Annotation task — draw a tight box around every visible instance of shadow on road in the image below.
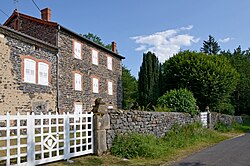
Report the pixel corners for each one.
[173,162,206,166]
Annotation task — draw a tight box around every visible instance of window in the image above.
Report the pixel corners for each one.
[74,103,82,122]
[73,41,81,59]
[92,50,98,65]
[74,73,82,91]
[38,62,49,85]
[92,77,99,93]
[22,56,50,86]
[24,58,36,84]
[107,56,113,70]
[108,81,113,95]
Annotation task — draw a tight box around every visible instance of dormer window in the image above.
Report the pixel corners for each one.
[73,41,81,59]
[92,49,98,65]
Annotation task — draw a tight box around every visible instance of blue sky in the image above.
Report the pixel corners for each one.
[1,0,250,77]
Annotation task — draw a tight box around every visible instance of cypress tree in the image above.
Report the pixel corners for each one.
[138,52,160,107]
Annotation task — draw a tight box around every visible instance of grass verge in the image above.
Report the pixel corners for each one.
[47,122,243,166]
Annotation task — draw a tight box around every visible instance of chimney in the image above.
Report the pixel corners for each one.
[111,41,117,53]
[41,8,51,21]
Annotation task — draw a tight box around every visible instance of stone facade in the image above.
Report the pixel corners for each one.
[4,11,57,45]
[57,30,122,112]
[0,26,58,115]
[3,9,124,113]
[106,109,200,149]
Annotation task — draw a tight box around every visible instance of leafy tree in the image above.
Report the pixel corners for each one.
[122,66,138,109]
[82,33,115,51]
[162,51,239,113]
[201,35,221,55]
[138,52,160,107]
[221,46,250,115]
[157,88,198,115]
[82,33,106,46]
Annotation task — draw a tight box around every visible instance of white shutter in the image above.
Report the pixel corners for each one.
[74,73,82,91]
[74,41,81,59]
[92,50,98,65]
[38,62,49,85]
[108,81,113,95]
[24,59,36,84]
[92,78,99,93]
[74,103,82,122]
[107,56,112,70]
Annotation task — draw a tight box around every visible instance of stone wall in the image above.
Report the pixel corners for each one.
[106,109,200,149]
[57,30,122,113]
[0,27,58,115]
[210,112,243,128]
[5,15,57,45]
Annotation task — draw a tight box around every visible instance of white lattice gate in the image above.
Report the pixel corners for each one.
[0,112,94,166]
[200,112,208,128]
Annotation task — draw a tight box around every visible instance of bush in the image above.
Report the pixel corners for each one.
[111,133,164,159]
[157,88,198,115]
[162,51,239,112]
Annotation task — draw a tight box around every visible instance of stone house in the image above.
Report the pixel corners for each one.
[0,25,58,115]
[1,8,124,114]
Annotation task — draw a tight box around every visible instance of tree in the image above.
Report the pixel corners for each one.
[138,52,160,107]
[82,33,115,51]
[122,66,138,109]
[221,46,250,115]
[201,35,221,55]
[162,51,239,114]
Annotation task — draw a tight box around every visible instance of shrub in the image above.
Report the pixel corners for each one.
[111,133,165,159]
[162,51,239,112]
[157,88,198,115]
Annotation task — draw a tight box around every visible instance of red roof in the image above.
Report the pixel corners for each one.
[4,10,58,27]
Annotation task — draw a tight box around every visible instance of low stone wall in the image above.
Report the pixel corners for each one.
[106,109,199,149]
[210,112,243,128]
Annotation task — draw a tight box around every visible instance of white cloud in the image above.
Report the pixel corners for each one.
[219,37,232,43]
[131,25,199,62]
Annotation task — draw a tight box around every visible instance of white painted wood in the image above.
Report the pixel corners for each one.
[200,112,208,128]
[0,111,94,166]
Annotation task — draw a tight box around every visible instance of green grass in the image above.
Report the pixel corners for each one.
[47,122,234,166]
[111,123,228,160]
[215,116,250,133]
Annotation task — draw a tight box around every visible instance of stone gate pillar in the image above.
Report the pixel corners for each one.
[92,98,110,156]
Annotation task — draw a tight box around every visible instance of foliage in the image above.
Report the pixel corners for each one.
[111,133,164,159]
[214,122,233,132]
[157,89,198,115]
[201,35,221,55]
[111,123,227,159]
[162,51,239,113]
[138,52,161,107]
[220,46,250,116]
[82,33,116,52]
[122,66,138,109]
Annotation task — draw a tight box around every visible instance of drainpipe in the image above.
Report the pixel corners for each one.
[56,53,60,113]
[56,25,60,113]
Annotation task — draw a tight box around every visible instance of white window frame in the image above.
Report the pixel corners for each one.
[73,41,81,59]
[92,49,98,65]
[74,103,82,122]
[38,62,49,86]
[92,77,99,93]
[107,56,113,70]
[24,58,36,84]
[74,73,82,91]
[108,81,113,95]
